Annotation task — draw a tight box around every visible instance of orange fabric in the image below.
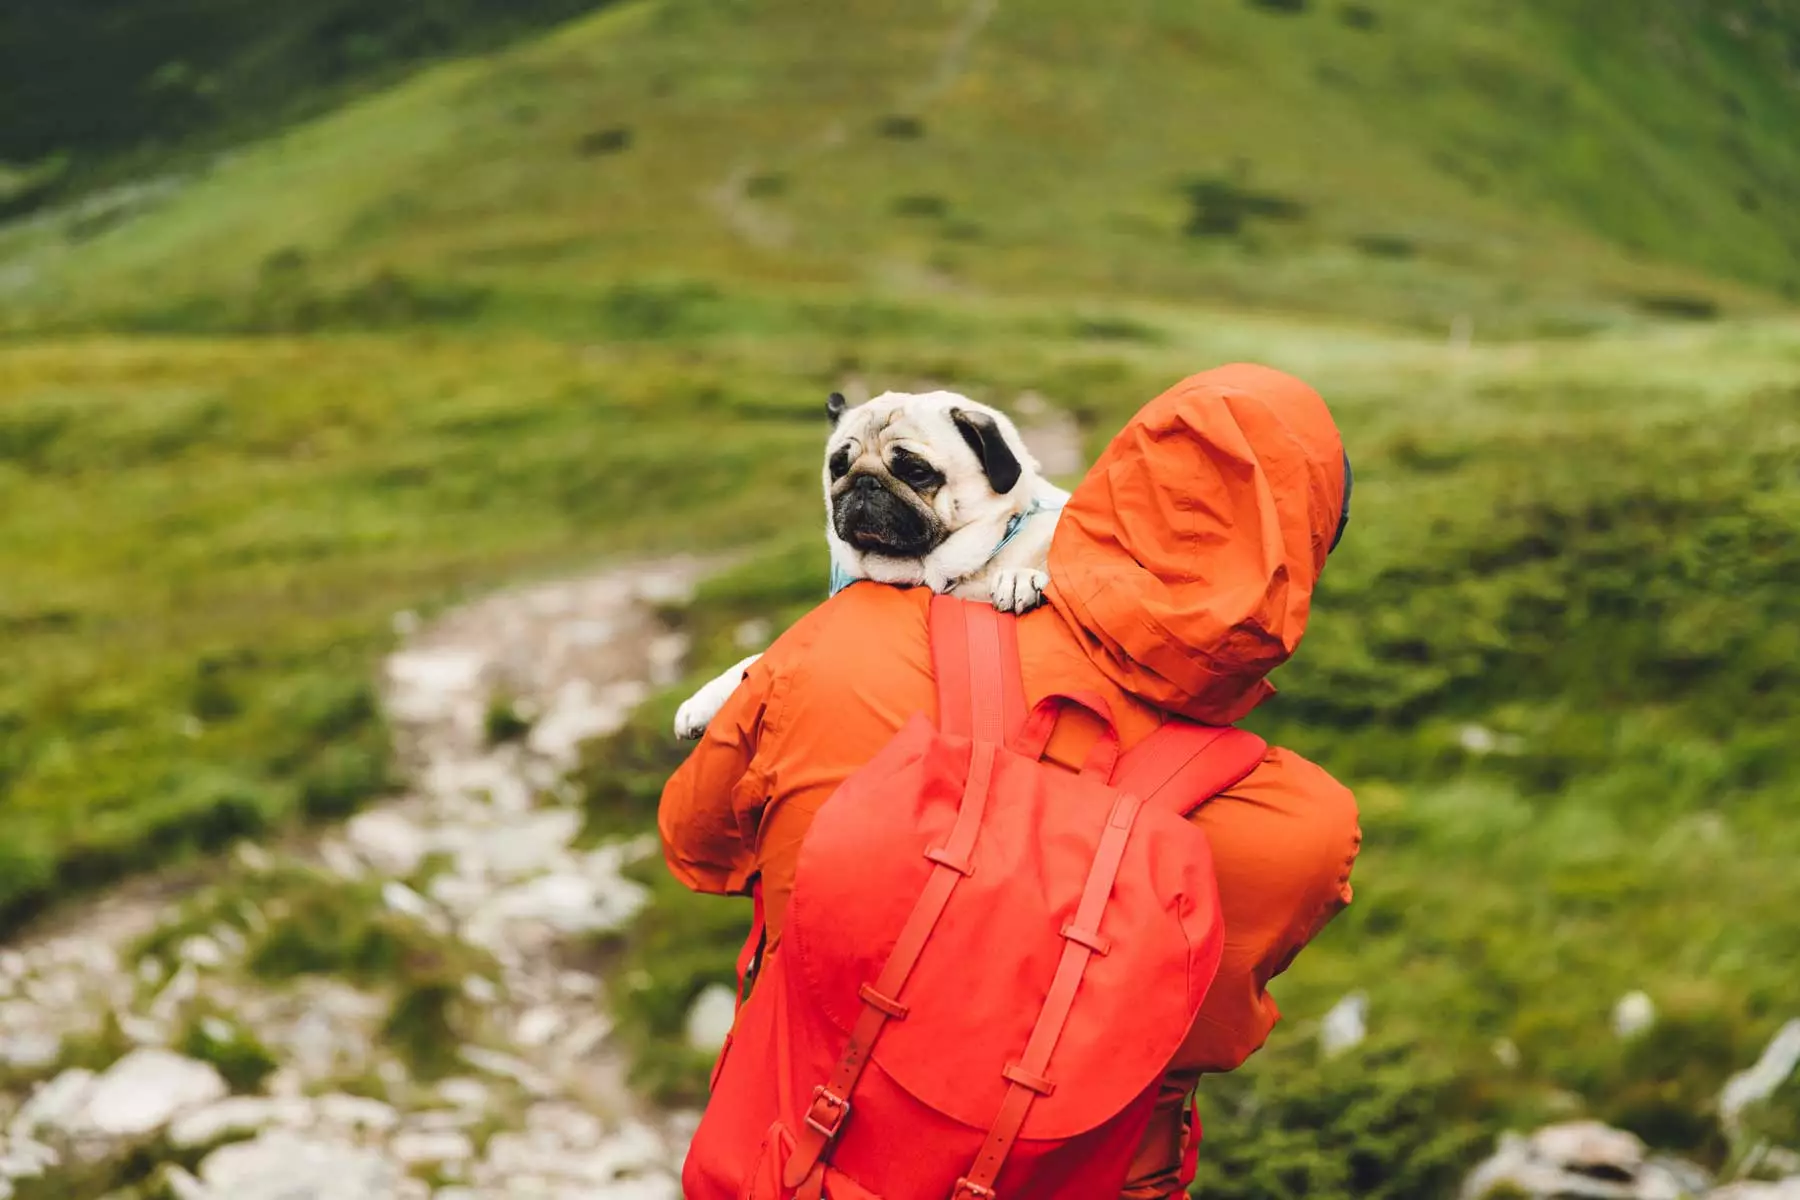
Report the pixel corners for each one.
[660,365,1360,1197]
[1049,362,1349,725]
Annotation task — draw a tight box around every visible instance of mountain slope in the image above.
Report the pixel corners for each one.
[5,0,1798,335]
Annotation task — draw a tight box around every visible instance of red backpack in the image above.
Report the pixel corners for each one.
[684,596,1267,1200]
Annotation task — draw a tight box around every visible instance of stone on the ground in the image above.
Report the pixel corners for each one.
[347,810,430,876]
[434,1078,490,1110]
[178,936,225,969]
[199,1129,402,1200]
[76,1048,228,1139]
[1721,1018,1800,1131]
[684,984,737,1053]
[0,1030,60,1073]
[167,1096,314,1149]
[1462,1121,1710,1200]
[1319,991,1368,1057]
[10,1069,98,1140]
[391,1129,474,1166]
[313,1093,399,1134]
[1613,991,1657,1039]
[0,1137,57,1181]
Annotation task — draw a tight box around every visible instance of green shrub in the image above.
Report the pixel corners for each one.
[179,1011,279,1093]
[1188,1036,1493,1200]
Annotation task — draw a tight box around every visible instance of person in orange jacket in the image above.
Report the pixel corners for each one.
[661,363,1361,1198]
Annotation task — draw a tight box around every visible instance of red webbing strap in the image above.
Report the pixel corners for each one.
[734,882,766,1010]
[784,740,1000,1188]
[956,791,1148,1195]
[929,596,1024,745]
[1179,1090,1202,1188]
[1111,722,1268,817]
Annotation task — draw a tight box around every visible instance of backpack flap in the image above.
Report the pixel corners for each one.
[785,730,1226,1141]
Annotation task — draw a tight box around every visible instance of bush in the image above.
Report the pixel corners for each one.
[1189,1035,1493,1200]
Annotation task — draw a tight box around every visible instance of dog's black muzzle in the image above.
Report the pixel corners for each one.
[833,475,939,557]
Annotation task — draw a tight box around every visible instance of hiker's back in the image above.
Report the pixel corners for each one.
[730,584,1165,947]
[684,596,1264,1199]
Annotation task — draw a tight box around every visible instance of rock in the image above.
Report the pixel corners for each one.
[0,1137,57,1181]
[464,869,646,949]
[10,1069,98,1140]
[525,1102,603,1150]
[381,880,435,921]
[1721,1018,1800,1131]
[434,1078,491,1111]
[1612,991,1657,1039]
[387,648,489,725]
[684,984,737,1053]
[168,1096,315,1149]
[77,1049,228,1139]
[1462,1122,1710,1200]
[200,1129,402,1200]
[348,811,430,876]
[515,1006,564,1048]
[1319,991,1368,1057]
[391,1129,474,1166]
[1532,1121,1645,1179]
[178,936,225,969]
[312,1093,400,1134]
[0,1030,61,1072]
[460,1047,554,1097]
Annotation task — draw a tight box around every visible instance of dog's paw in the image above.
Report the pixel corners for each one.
[673,655,762,740]
[989,568,1050,615]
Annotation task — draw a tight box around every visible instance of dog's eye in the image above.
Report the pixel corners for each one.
[828,449,852,479]
[890,451,943,490]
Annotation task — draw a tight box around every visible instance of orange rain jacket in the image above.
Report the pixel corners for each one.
[661,364,1362,1198]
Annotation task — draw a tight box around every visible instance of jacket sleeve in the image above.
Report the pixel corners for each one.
[658,653,781,896]
[1120,1070,1202,1200]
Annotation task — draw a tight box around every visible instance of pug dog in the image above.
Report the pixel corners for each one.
[673,389,1068,740]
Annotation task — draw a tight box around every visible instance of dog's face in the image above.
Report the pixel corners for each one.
[823,390,1036,565]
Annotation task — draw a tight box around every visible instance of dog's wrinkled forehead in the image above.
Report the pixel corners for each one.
[830,391,968,458]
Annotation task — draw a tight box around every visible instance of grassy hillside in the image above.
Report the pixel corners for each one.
[3,0,1800,1191]
[6,0,1800,337]
[0,0,618,211]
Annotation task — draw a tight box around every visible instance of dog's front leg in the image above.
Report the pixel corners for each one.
[674,654,762,740]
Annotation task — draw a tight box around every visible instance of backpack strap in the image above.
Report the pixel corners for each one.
[929,595,1027,746]
[1112,721,1268,816]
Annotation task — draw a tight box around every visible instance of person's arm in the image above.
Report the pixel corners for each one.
[1120,1070,1202,1200]
[1120,747,1361,1196]
[658,653,782,895]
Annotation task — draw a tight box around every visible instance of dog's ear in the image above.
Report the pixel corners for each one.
[826,392,848,426]
[950,408,1023,495]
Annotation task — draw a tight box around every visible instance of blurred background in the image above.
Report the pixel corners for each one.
[2,1,1798,1198]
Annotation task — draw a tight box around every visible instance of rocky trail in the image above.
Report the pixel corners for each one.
[0,559,713,1200]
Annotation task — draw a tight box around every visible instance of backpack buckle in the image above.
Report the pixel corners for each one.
[804,1085,851,1140]
[951,1180,996,1200]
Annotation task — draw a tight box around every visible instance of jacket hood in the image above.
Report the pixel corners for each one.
[1046,363,1348,724]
